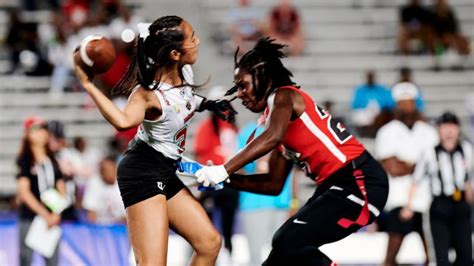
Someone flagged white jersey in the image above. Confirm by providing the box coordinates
[136,65,200,160]
[375,119,439,212]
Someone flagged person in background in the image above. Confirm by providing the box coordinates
[375,82,439,266]
[267,0,304,56]
[237,122,295,265]
[82,156,125,224]
[397,67,425,111]
[430,0,470,57]
[398,0,435,54]
[351,70,394,138]
[228,0,265,53]
[403,112,472,265]
[194,86,240,263]
[69,136,103,201]
[16,116,66,266]
[47,120,78,221]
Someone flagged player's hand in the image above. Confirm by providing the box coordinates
[45,213,61,228]
[195,165,230,186]
[72,49,94,83]
[399,206,414,221]
[205,99,238,122]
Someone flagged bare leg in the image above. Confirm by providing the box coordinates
[168,188,221,266]
[384,233,405,266]
[126,195,169,266]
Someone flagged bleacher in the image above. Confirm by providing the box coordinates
[0,0,145,197]
[201,0,474,133]
[0,0,473,199]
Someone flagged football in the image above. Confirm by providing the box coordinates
[74,35,116,75]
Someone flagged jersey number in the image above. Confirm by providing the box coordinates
[315,105,352,144]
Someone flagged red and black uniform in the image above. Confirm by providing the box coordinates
[262,86,389,266]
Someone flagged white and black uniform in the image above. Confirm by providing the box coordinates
[413,141,472,266]
[117,65,200,208]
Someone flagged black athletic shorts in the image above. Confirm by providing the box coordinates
[117,139,185,208]
[386,207,425,237]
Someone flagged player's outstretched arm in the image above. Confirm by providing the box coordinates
[194,89,295,187]
[73,56,149,131]
[225,89,294,174]
[228,150,292,195]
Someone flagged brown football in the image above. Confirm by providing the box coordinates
[75,35,116,75]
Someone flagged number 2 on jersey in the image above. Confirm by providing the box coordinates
[315,105,352,144]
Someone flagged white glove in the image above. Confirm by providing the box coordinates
[195,165,229,186]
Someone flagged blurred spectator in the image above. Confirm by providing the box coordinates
[16,116,66,266]
[194,86,240,262]
[69,136,103,199]
[237,122,294,265]
[398,0,435,55]
[404,112,472,265]
[375,82,439,266]
[397,67,425,111]
[430,0,471,69]
[47,121,78,221]
[228,0,265,54]
[22,0,59,11]
[82,156,125,224]
[267,0,304,56]
[351,71,394,138]
[6,10,52,75]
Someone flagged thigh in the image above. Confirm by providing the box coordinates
[167,188,219,248]
[126,194,169,265]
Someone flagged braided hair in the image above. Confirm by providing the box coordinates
[113,16,197,96]
[226,37,295,101]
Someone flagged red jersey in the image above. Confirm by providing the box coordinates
[264,86,365,184]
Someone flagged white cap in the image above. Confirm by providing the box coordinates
[392,82,419,102]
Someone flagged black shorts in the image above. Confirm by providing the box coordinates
[387,207,425,237]
[263,151,389,265]
[117,140,185,208]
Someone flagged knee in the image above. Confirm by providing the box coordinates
[194,230,222,257]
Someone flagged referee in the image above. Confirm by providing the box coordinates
[402,112,473,265]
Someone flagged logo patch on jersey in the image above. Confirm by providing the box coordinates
[174,126,187,154]
[173,104,180,113]
[186,101,192,111]
[157,182,165,191]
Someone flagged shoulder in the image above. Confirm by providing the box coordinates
[415,121,437,134]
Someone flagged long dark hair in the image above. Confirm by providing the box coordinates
[17,131,58,169]
[227,37,295,101]
[112,15,200,96]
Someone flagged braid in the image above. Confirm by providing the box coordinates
[231,37,295,101]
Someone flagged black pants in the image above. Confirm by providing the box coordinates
[263,152,389,266]
[430,196,472,266]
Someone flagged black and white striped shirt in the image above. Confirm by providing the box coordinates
[413,140,473,197]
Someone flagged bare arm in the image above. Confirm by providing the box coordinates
[224,89,294,174]
[17,177,52,219]
[465,180,473,205]
[73,61,150,131]
[228,149,293,195]
[381,157,415,177]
